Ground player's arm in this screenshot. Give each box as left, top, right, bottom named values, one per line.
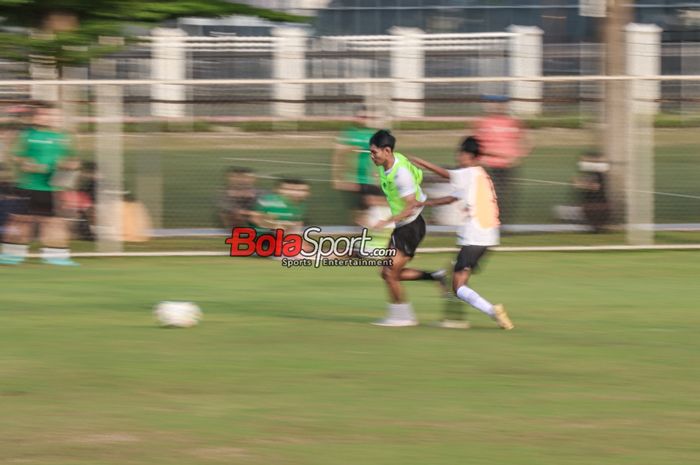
left=393, top=193, right=420, bottom=223
left=12, top=134, right=48, bottom=173
left=375, top=193, right=419, bottom=229
left=418, top=196, right=459, bottom=207
left=418, top=168, right=465, bottom=208
left=409, top=156, right=450, bottom=179
left=375, top=166, right=424, bottom=228
left=57, top=157, right=80, bottom=171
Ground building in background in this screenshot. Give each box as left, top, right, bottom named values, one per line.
left=308, top=0, right=698, bottom=43
left=169, top=1, right=700, bottom=43
left=240, top=0, right=330, bottom=16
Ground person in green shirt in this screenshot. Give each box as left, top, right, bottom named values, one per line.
left=250, top=178, right=309, bottom=233
left=368, top=130, right=448, bottom=327
left=332, top=106, right=376, bottom=194
left=0, top=103, right=80, bottom=266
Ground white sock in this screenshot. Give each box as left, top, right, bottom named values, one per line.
left=401, top=303, right=416, bottom=321
left=388, top=303, right=416, bottom=321
left=2, top=243, right=28, bottom=258
left=456, top=286, right=495, bottom=317
left=41, top=247, right=70, bottom=260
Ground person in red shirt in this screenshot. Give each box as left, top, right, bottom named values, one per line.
left=473, top=95, right=531, bottom=226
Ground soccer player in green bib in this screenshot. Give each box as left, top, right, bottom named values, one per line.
left=0, top=104, right=80, bottom=266
left=369, top=130, right=447, bottom=327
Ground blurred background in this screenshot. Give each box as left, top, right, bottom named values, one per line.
left=1, top=0, right=699, bottom=253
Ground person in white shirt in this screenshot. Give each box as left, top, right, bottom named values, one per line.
left=412, top=137, right=514, bottom=330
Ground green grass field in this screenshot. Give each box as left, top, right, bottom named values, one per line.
left=2, top=251, right=699, bottom=464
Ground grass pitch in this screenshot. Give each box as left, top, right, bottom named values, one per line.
left=1, top=251, right=699, bottom=464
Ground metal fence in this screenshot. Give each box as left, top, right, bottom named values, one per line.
left=4, top=28, right=700, bottom=119
left=2, top=74, right=699, bottom=254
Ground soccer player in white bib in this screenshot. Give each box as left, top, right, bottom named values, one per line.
left=412, top=136, right=514, bottom=330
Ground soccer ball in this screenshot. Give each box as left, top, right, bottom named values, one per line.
left=154, top=301, right=202, bottom=328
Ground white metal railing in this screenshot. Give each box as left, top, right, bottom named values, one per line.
left=2, top=75, right=700, bottom=86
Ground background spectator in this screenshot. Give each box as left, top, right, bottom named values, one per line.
left=0, top=103, right=81, bottom=266
left=250, top=178, right=309, bottom=233
left=59, top=161, right=97, bottom=240
left=332, top=105, right=377, bottom=194
left=218, top=166, right=259, bottom=230
left=473, top=95, right=531, bottom=226
left=573, top=151, right=610, bottom=233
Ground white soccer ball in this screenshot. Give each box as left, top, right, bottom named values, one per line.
left=154, top=301, right=202, bottom=328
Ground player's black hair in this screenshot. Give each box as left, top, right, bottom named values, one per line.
left=369, top=129, right=395, bottom=150
left=459, top=136, right=480, bottom=157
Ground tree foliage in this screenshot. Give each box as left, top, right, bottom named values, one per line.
left=0, top=0, right=309, bottom=65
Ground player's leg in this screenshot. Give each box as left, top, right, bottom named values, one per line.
left=395, top=215, right=449, bottom=293
left=1, top=189, right=34, bottom=264
left=0, top=213, right=33, bottom=264
left=398, top=268, right=449, bottom=294
left=381, top=251, right=411, bottom=303
left=400, top=267, right=450, bottom=301
left=452, top=246, right=513, bottom=330
left=37, top=192, right=78, bottom=266
left=453, top=267, right=495, bottom=318
left=373, top=251, right=418, bottom=326
left=39, top=216, right=77, bottom=265
left=373, top=217, right=426, bottom=327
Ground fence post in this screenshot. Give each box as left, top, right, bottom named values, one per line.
left=508, top=26, right=543, bottom=116
left=151, top=28, right=186, bottom=118
left=627, top=23, right=661, bottom=115
left=29, top=42, right=59, bottom=103
left=95, top=84, right=124, bottom=253
left=61, top=64, right=88, bottom=133
left=390, top=27, right=424, bottom=119
left=272, top=27, right=308, bottom=119
left=625, top=23, right=661, bottom=245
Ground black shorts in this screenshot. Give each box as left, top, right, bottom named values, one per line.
left=454, top=245, right=489, bottom=272
left=16, top=188, right=55, bottom=217
left=390, top=214, right=426, bottom=258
